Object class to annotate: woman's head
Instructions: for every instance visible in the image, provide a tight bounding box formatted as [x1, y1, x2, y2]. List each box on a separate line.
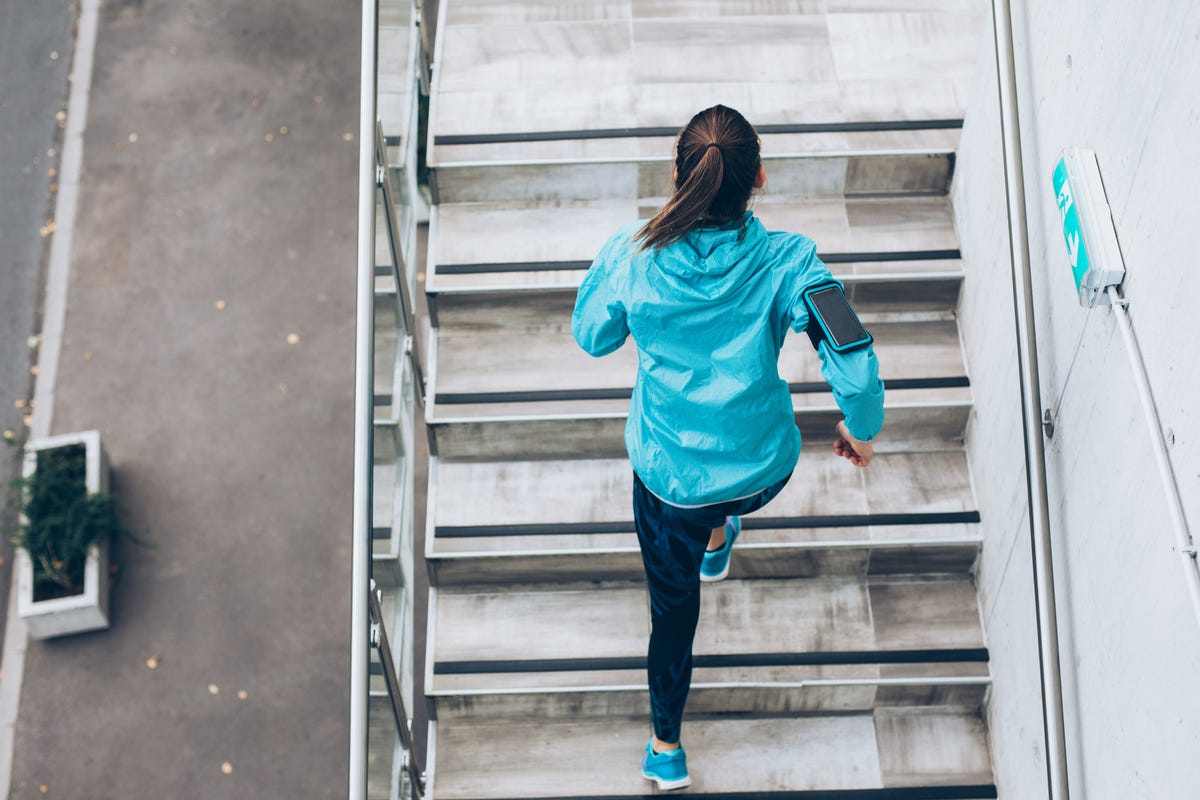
[635, 105, 763, 252]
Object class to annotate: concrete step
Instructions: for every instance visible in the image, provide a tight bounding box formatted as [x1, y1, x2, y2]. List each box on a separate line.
[431, 315, 965, 397]
[426, 573, 986, 718]
[426, 450, 980, 585]
[429, 1, 987, 161]
[429, 150, 955, 207]
[430, 669, 990, 724]
[429, 534, 982, 587]
[427, 193, 962, 305]
[427, 709, 995, 799]
[431, 126, 963, 167]
[426, 394, 971, 460]
[430, 576, 985, 666]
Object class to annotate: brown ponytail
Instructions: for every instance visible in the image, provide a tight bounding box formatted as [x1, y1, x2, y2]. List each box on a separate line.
[635, 105, 761, 252]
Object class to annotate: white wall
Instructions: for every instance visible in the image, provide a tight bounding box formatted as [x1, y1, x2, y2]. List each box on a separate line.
[955, 3, 1200, 798]
[953, 8, 1051, 797]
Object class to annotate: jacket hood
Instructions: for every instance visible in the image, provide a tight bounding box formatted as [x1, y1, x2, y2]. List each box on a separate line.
[647, 211, 769, 299]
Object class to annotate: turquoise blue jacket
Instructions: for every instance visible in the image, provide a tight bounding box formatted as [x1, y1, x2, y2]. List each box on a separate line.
[572, 211, 885, 506]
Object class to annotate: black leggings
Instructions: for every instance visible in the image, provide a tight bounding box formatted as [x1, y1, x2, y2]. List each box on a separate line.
[632, 471, 790, 743]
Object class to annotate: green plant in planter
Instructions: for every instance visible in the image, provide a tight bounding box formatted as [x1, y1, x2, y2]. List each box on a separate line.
[6, 443, 123, 601]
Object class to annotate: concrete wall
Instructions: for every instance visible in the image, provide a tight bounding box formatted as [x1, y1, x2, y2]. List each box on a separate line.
[954, 3, 1200, 798]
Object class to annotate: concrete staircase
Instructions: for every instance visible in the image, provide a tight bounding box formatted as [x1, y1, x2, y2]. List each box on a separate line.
[419, 2, 993, 797]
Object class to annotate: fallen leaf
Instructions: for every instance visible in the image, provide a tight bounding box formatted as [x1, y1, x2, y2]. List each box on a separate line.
[279, 125, 288, 135]
[22, 415, 32, 427]
[84, 352, 92, 361]
[27, 335, 41, 348]
[237, 690, 248, 700]
[342, 132, 354, 142]
[169, 46, 177, 55]
[40, 221, 56, 238]
[128, 132, 138, 143]
[47, 168, 56, 177]
[263, 133, 274, 143]
[47, 148, 56, 157]
[220, 762, 233, 775]
[146, 655, 159, 670]
[416, 271, 426, 282]
[208, 684, 219, 695]
[50, 50, 59, 60]
[49, 183, 58, 193]
[286, 333, 300, 345]
[215, 299, 226, 310]
[14, 399, 25, 409]
[55, 110, 65, 122]
[30, 365, 39, 375]
[39, 785, 47, 793]
[2, 429, 14, 441]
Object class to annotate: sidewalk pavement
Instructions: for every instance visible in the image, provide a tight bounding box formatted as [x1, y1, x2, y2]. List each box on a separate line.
[7, 1, 361, 796]
[0, 0, 76, 674]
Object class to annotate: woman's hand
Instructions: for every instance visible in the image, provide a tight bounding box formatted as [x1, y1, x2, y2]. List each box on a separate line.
[834, 419, 874, 467]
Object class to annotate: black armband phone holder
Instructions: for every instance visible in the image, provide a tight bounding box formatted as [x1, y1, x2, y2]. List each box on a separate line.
[803, 281, 873, 354]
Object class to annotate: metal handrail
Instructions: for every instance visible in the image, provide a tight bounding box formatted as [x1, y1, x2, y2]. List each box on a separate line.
[349, 0, 380, 795]
[1106, 286, 1200, 624]
[370, 580, 425, 797]
[351, 0, 424, 797]
[989, 2, 1071, 798]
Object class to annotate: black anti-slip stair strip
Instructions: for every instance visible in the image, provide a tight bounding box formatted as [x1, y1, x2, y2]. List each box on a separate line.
[821, 249, 961, 264]
[434, 648, 989, 675]
[437, 260, 593, 275]
[435, 376, 969, 406]
[450, 788, 997, 800]
[435, 250, 961, 276]
[435, 511, 981, 539]
[430, 118, 964, 146]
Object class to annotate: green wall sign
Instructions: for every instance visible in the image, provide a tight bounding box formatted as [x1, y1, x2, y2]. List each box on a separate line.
[1052, 148, 1126, 308]
[1053, 156, 1090, 289]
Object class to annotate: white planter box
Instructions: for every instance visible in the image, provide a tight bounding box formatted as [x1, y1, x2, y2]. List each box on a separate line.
[16, 430, 112, 639]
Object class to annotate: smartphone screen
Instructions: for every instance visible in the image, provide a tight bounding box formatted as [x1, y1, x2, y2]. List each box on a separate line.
[808, 286, 870, 349]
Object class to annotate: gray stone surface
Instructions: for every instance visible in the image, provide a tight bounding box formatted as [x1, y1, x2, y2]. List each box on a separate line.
[0, 0, 76, 669]
[7, 0, 361, 797]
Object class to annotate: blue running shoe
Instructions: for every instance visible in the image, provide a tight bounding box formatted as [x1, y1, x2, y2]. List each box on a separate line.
[700, 515, 741, 583]
[641, 740, 691, 790]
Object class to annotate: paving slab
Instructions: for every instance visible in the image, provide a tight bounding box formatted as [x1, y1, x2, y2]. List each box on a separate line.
[7, 0, 361, 797]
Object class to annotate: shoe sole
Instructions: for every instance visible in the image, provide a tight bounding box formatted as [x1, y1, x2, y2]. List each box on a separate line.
[642, 770, 692, 791]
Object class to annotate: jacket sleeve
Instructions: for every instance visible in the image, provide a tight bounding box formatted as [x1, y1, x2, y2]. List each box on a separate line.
[572, 231, 631, 357]
[784, 241, 885, 442]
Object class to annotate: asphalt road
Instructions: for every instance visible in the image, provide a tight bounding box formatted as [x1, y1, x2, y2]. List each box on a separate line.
[0, 0, 75, 659]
